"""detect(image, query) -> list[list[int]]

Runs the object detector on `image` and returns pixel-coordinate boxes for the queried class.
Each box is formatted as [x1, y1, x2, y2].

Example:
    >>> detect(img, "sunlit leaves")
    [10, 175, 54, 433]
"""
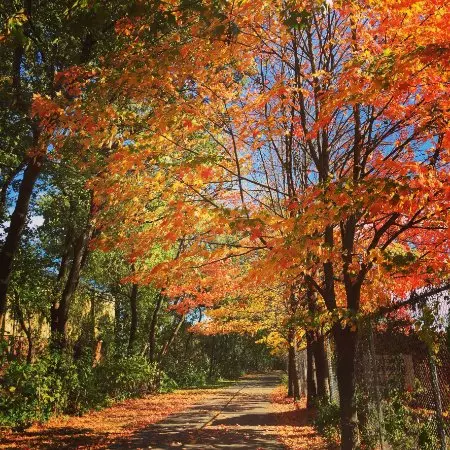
[38, 0, 450, 341]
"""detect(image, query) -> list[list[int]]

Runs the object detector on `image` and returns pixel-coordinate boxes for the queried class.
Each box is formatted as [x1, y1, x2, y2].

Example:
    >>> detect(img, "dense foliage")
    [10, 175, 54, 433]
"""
[1, 1, 449, 448]
[0, 0, 276, 432]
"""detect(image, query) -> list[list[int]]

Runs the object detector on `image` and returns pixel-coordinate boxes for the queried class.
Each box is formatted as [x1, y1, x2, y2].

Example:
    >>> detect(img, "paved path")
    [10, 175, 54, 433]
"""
[109, 373, 287, 449]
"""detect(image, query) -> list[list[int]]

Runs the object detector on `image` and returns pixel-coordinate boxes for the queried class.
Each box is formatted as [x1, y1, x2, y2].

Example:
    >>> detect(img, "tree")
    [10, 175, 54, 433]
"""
[37, 1, 450, 448]
[0, 0, 132, 329]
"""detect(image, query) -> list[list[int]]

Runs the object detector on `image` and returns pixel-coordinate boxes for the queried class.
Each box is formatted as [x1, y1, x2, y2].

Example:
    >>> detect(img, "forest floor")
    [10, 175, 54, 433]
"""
[0, 372, 328, 449]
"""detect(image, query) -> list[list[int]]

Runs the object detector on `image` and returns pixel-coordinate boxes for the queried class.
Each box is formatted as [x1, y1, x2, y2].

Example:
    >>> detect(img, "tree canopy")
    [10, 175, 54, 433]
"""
[1, 1, 449, 449]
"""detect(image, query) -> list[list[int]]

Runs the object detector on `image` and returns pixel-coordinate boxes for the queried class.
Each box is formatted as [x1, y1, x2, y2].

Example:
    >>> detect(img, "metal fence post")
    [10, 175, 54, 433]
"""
[368, 319, 387, 450]
[428, 351, 447, 450]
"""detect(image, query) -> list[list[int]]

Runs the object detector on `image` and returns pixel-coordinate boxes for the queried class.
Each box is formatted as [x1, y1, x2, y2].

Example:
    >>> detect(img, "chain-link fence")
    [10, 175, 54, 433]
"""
[296, 295, 450, 449]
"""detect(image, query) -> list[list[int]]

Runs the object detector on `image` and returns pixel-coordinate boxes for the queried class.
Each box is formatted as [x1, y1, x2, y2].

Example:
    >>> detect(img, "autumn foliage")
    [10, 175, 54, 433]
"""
[8, 0, 450, 448]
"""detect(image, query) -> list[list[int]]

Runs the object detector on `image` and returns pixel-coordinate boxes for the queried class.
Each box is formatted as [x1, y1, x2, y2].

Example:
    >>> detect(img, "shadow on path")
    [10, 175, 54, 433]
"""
[0, 427, 109, 449]
[109, 373, 287, 449]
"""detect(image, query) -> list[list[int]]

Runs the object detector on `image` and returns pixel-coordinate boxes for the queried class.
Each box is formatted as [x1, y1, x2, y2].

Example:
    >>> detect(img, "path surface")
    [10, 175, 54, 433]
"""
[109, 373, 287, 449]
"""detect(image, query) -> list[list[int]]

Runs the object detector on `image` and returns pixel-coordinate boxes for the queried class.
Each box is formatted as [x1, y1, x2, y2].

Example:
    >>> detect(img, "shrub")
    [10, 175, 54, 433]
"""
[158, 371, 178, 393]
[95, 355, 158, 400]
[382, 390, 438, 450]
[0, 352, 158, 430]
[66, 350, 101, 414]
[314, 398, 341, 446]
[0, 353, 76, 430]
[167, 360, 209, 387]
[356, 390, 380, 450]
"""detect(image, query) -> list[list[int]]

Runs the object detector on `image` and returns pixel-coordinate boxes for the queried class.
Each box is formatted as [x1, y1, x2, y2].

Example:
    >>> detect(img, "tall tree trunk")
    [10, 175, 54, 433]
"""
[51, 208, 75, 341]
[12, 291, 32, 363]
[159, 314, 185, 361]
[287, 327, 300, 400]
[148, 293, 163, 363]
[1, 0, 42, 332]
[306, 331, 317, 408]
[0, 151, 43, 331]
[287, 349, 294, 397]
[209, 335, 216, 379]
[333, 323, 359, 450]
[114, 292, 123, 348]
[51, 219, 93, 349]
[305, 285, 329, 402]
[312, 332, 330, 401]
[127, 283, 138, 355]
[0, 162, 26, 217]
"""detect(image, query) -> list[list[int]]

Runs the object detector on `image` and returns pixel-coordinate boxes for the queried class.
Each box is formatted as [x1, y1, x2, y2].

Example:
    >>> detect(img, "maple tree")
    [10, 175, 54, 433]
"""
[1, 2, 278, 438]
[11, 0, 450, 448]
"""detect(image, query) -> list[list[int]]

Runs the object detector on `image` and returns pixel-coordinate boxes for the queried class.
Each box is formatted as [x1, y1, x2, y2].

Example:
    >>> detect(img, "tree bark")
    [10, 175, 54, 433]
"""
[287, 350, 294, 397]
[159, 314, 185, 360]
[148, 293, 163, 363]
[306, 331, 317, 408]
[51, 218, 93, 349]
[0, 0, 43, 333]
[333, 323, 359, 450]
[0, 152, 43, 331]
[50, 206, 76, 340]
[0, 162, 26, 217]
[312, 332, 330, 401]
[305, 286, 329, 403]
[12, 291, 32, 363]
[287, 327, 300, 400]
[114, 291, 123, 348]
[209, 335, 216, 379]
[127, 283, 138, 355]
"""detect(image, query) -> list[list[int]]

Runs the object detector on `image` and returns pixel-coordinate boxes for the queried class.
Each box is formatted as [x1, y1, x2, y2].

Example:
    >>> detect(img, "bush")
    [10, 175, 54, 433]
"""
[0, 353, 77, 430]
[167, 360, 209, 387]
[95, 354, 158, 400]
[157, 371, 178, 393]
[66, 350, 101, 414]
[0, 352, 159, 430]
[382, 390, 438, 450]
[280, 373, 289, 387]
[314, 398, 341, 446]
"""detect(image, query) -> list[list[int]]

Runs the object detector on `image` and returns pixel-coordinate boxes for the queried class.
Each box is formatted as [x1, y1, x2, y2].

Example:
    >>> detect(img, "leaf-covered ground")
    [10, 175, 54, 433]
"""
[1, 378, 330, 449]
[270, 387, 330, 450]
[0, 389, 214, 449]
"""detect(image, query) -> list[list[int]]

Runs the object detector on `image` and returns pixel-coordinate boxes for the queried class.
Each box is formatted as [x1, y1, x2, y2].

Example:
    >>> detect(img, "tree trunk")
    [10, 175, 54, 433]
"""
[51, 220, 93, 349]
[287, 327, 300, 400]
[333, 323, 359, 450]
[312, 332, 330, 401]
[127, 283, 138, 355]
[50, 206, 76, 336]
[148, 293, 163, 362]
[0, 162, 26, 217]
[287, 349, 294, 397]
[12, 292, 33, 363]
[209, 335, 216, 379]
[159, 314, 185, 360]
[306, 331, 317, 408]
[114, 292, 123, 348]
[429, 352, 447, 450]
[0, 153, 43, 331]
